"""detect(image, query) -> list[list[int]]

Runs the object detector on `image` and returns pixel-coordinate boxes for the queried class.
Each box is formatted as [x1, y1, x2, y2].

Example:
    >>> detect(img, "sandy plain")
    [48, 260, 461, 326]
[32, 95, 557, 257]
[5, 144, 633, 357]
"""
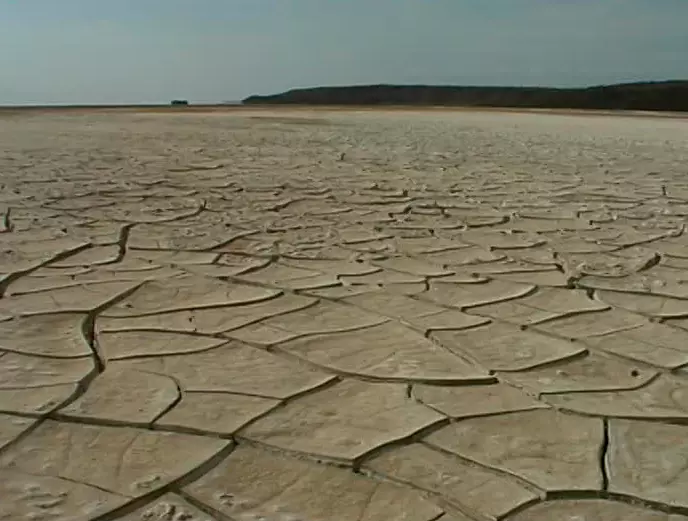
[1, 108, 688, 520]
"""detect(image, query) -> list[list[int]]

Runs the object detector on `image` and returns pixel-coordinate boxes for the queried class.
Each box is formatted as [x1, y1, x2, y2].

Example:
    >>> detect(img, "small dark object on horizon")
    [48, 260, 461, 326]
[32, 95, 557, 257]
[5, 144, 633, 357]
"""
[171, 100, 189, 106]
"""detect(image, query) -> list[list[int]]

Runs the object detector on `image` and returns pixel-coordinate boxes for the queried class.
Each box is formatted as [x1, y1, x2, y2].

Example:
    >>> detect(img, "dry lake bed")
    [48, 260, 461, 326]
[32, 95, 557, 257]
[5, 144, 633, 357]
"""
[1, 108, 688, 521]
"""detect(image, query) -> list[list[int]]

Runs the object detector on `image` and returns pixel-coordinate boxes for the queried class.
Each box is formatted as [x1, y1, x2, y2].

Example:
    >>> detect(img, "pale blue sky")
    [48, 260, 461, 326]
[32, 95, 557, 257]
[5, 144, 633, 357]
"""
[1, 0, 686, 105]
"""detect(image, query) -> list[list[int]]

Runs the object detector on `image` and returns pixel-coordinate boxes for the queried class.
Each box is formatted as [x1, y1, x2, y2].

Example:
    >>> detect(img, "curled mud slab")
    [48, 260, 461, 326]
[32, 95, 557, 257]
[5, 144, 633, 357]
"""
[1, 108, 688, 520]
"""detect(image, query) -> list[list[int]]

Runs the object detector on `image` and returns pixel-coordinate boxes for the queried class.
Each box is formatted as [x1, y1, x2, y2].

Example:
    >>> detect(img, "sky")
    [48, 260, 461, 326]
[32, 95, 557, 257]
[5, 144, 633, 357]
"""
[1, 0, 687, 105]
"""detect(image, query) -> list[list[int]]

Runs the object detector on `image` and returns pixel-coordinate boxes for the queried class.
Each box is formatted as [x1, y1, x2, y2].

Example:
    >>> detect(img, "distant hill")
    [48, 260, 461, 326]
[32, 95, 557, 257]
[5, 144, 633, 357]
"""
[243, 81, 688, 112]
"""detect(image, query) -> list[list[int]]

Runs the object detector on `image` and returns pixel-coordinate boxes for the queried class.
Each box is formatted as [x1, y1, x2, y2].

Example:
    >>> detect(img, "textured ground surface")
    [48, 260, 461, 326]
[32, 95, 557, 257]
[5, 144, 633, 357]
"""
[1, 108, 688, 521]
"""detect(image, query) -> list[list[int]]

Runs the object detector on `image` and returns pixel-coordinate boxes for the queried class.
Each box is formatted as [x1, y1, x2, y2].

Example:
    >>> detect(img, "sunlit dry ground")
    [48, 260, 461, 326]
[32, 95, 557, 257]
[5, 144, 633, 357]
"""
[1, 108, 688, 521]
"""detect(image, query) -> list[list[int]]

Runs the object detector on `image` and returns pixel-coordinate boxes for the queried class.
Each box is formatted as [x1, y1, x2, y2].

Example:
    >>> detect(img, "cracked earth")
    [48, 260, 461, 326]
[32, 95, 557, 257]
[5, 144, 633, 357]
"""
[1, 108, 688, 521]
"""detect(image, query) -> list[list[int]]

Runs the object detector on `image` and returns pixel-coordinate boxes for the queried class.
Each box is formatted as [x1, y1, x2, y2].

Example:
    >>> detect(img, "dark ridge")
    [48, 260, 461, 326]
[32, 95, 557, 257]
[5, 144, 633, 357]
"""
[242, 80, 688, 112]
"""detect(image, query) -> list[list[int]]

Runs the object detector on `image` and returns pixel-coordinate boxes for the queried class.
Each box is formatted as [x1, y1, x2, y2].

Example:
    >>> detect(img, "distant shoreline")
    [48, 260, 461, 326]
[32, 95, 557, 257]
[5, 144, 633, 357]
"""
[0, 103, 242, 110]
[243, 81, 688, 113]
[2, 80, 687, 114]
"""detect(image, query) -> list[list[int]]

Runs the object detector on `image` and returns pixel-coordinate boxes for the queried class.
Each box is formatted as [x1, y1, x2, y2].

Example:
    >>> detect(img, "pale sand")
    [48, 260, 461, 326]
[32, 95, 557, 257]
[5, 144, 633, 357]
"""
[1, 109, 688, 520]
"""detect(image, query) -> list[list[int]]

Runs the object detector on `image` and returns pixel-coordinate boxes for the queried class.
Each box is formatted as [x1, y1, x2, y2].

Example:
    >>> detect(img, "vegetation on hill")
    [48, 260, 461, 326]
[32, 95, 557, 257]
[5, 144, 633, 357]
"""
[243, 81, 688, 112]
